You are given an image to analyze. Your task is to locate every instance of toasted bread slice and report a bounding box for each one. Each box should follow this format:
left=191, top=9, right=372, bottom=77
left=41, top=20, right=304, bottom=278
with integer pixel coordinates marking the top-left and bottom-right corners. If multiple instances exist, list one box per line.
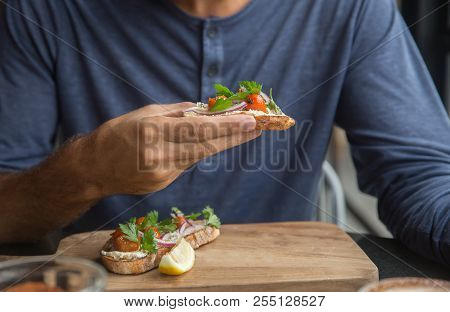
left=101, top=226, right=220, bottom=275
left=183, top=225, right=220, bottom=249
left=253, top=114, right=296, bottom=130
left=184, top=110, right=295, bottom=131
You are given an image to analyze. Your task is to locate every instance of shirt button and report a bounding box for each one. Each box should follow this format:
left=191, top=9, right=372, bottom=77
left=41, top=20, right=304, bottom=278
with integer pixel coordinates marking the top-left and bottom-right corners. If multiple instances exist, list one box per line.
left=207, top=65, right=218, bottom=77
left=207, top=26, right=218, bottom=38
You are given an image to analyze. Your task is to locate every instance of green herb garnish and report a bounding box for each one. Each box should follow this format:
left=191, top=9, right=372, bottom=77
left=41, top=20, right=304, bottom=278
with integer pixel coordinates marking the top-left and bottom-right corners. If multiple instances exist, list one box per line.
left=202, top=206, right=221, bottom=228
left=119, top=222, right=139, bottom=243
left=117, top=205, right=221, bottom=253
left=185, top=212, right=201, bottom=220
left=214, top=84, right=234, bottom=97
left=238, top=80, right=262, bottom=94
left=141, top=230, right=157, bottom=253
left=209, top=80, right=272, bottom=112
left=267, top=88, right=282, bottom=114
left=157, top=218, right=177, bottom=233
left=209, top=98, right=233, bottom=112
left=140, top=210, right=158, bottom=230
left=209, top=89, right=253, bottom=112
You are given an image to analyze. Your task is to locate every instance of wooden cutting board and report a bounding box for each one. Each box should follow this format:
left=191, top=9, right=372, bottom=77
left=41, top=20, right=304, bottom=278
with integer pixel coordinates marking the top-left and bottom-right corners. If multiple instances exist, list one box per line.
left=56, top=222, right=378, bottom=291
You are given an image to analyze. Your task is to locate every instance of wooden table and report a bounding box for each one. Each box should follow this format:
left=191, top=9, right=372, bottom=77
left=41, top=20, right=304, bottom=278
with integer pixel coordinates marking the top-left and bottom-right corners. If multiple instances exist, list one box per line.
left=1, top=222, right=379, bottom=291
left=1, top=223, right=448, bottom=289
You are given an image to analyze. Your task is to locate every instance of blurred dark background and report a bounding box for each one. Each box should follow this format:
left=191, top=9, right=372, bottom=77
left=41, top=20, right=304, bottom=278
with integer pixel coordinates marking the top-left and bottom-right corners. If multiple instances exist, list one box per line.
left=400, top=0, right=449, bottom=110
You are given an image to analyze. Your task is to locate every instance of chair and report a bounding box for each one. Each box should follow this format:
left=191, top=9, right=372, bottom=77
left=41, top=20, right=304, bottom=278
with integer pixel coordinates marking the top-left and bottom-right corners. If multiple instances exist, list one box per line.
left=318, top=161, right=347, bottom=229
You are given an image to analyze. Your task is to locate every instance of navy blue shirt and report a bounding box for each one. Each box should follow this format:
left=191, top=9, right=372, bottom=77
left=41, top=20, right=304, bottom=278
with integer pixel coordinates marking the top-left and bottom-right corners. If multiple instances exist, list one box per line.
left=0, top=0, right=449, bottom=265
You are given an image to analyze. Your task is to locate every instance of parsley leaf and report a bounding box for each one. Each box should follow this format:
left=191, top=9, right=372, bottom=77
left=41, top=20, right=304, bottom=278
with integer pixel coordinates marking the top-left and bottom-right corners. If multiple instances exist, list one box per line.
left=210, top=90, right=254, bottom=112
left=119, top=222, right=139, bottom=243
left=239, top=81, right=262, bottom=94
left=228, top=91, right=251, bottom=102
left=209, top=98, right=234, bottom=112
left=158, top=218, right=177, bottom=233
left=185, top=212, right=201, bottom=220
left=141, top=230, right=157, bottom=254
left=202, top=206, right=221, bottom=228
left=214, top=84, right=234, bottom=97
left=140, top=210, right=158, bottom=229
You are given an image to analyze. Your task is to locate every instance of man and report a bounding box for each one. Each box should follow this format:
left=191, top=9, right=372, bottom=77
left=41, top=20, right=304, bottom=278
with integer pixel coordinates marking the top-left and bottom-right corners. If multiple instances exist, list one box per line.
left=0, top=0, right=449, bottom=266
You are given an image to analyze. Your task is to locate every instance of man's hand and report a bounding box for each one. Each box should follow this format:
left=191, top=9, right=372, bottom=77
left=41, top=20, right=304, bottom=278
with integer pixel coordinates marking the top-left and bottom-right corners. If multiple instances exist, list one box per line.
left=88, top=102, right=260, bottom=195
left=0, top=103, right=260, bottom=242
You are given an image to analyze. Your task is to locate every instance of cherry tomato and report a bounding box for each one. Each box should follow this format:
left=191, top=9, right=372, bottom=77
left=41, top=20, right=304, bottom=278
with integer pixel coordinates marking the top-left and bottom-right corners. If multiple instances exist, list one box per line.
left=112, top=235, right=140, bottom=252
left=111, top=228, right=123, bottom=238
left=135, top=216, right=145, bottom=225
left=208, top=98, right=216, bottom=110
left=246, top=94, right=267, bottom=113
left=144, top=226, right=161, bottom=238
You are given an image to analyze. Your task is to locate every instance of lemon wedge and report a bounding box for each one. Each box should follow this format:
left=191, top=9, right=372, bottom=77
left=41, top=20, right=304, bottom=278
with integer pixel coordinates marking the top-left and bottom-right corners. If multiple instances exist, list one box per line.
left=159, top=238, right=195, bottom=275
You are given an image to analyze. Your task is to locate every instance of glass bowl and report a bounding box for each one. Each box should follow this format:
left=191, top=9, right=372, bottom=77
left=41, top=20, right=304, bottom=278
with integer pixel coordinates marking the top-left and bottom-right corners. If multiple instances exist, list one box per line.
left=0, top=256, right=107, bottom=292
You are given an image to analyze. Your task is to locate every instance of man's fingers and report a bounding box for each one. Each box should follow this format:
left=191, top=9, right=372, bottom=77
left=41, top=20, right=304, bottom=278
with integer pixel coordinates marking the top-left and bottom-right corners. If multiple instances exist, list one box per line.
left=138, top=129, right=261, bottom=172
left=161, top=102, right=196, bottom=117
left=157, top=114, right=257, bottom=143
left=173, top=130, right=262, bottom=165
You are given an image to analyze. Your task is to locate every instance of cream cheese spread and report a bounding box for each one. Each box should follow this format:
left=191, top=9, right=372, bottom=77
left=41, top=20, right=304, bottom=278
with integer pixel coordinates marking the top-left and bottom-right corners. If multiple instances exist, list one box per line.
left=101, top=250, right=148, bottom=261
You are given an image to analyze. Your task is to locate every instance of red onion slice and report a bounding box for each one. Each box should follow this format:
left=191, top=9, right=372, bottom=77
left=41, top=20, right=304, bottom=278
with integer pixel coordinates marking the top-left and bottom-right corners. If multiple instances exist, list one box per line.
left=181, top=223, right=206, bottom=236
left=189, top=110, right=223, bottom=115
left=260, top=91, right=270, bottom=104
left=155, top=239, right=176, bottom=248
left=178, top=222, right=188, bottom=235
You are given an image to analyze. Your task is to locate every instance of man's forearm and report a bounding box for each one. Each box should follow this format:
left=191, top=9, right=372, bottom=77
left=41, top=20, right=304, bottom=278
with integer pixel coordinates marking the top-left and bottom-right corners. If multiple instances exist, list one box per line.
left=0, top=135, right=103, bottom=243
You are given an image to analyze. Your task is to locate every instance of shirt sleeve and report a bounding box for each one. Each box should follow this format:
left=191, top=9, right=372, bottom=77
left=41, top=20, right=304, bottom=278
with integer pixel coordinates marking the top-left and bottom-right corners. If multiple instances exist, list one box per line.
left=336, top=0, right=450, bottom=265
left=0, top=0, right=59, bottom=171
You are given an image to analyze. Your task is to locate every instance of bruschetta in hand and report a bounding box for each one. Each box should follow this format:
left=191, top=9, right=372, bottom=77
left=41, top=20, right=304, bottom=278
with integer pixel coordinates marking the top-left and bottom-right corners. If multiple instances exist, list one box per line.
left=184, top=81, right=296, bottom=130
